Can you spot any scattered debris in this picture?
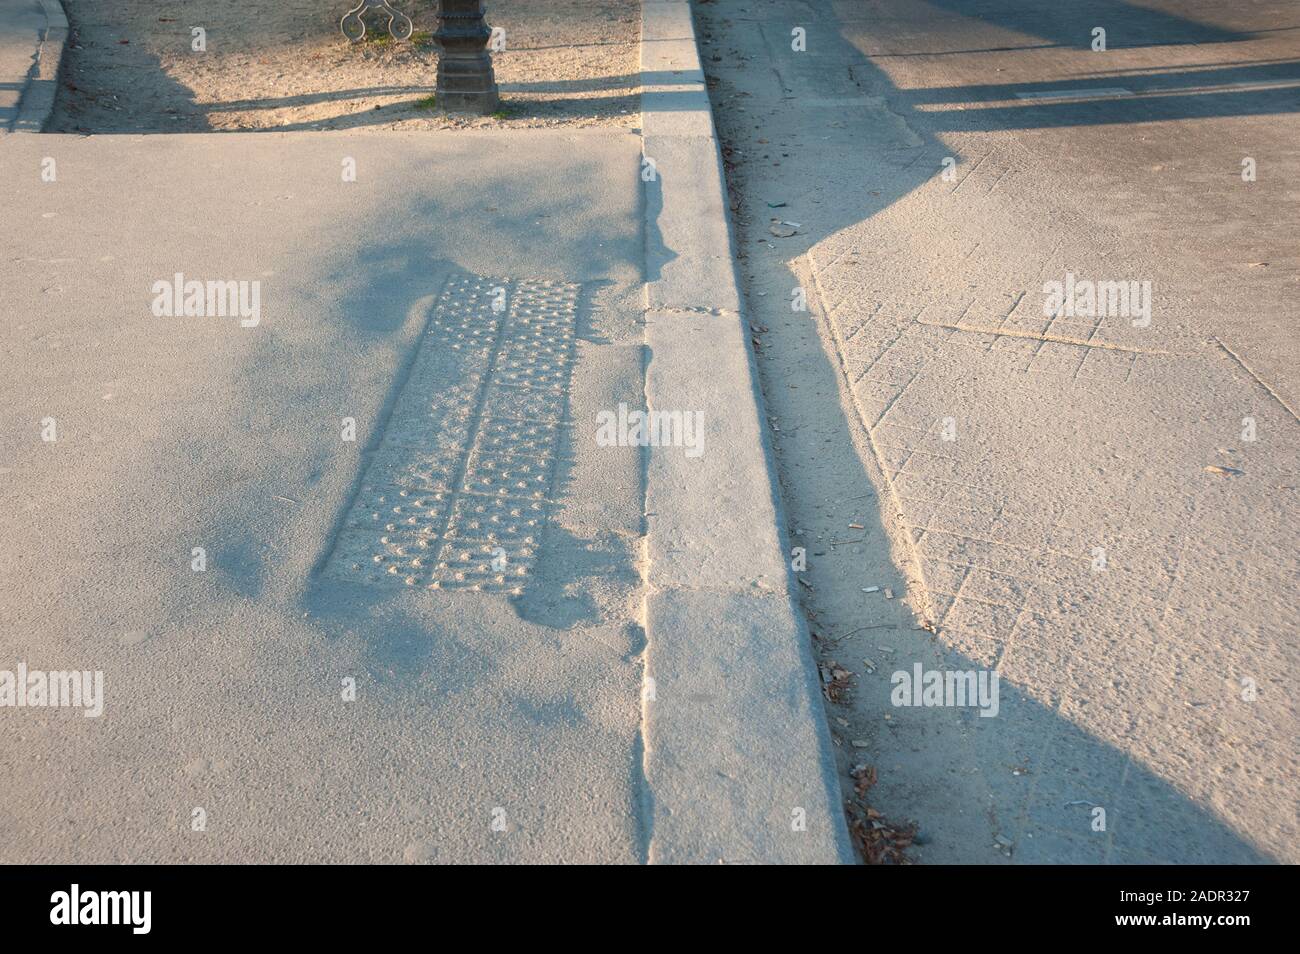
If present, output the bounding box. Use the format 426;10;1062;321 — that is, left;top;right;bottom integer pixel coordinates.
845;764;916;864
819;660;854;701
1204;465;1245;476
862;585;880;593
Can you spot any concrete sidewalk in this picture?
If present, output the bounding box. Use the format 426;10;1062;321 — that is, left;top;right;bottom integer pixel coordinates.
0;0;63;132
698;0;1298;863
0;1;852;864
0;130;651;862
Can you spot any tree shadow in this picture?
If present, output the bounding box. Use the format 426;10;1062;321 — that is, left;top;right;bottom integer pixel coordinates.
916;58;1300;130
920;0;1247;49
46;0;646;133
253;149;645;657
48;23;214;133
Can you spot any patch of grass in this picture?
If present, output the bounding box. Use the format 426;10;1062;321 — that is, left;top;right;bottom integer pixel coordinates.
414;94;437;110
410;30;435;46
490;109;510;120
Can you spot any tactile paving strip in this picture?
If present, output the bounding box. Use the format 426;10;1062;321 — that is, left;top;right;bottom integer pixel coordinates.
324;274;580;592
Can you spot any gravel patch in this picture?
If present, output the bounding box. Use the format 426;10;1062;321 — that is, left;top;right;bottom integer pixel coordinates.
50;0;639;133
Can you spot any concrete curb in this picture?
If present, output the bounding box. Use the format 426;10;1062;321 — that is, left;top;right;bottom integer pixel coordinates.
638;0;855;864
11;0;66;132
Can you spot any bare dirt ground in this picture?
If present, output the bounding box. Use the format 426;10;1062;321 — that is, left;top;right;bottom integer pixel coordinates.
49;0;639;133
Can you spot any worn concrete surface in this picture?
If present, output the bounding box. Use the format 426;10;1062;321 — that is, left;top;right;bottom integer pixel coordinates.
5;0;1293;866
0;0;855;866
0;131;648;862
0;0;44;130
640;0;853;863
698;0;1298;863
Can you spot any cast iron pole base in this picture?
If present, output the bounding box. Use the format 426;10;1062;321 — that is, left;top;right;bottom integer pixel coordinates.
434;0;500;115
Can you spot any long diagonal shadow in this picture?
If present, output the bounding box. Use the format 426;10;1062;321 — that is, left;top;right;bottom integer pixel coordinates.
696;0;1283;862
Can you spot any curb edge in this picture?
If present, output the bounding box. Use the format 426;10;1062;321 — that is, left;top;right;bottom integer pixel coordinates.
12;0;68;133
638;0;856;864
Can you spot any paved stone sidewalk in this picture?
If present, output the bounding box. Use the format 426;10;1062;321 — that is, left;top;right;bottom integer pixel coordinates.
699;0;1297;863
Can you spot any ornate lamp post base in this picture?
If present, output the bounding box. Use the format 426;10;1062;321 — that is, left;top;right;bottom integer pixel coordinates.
435;0;500;115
